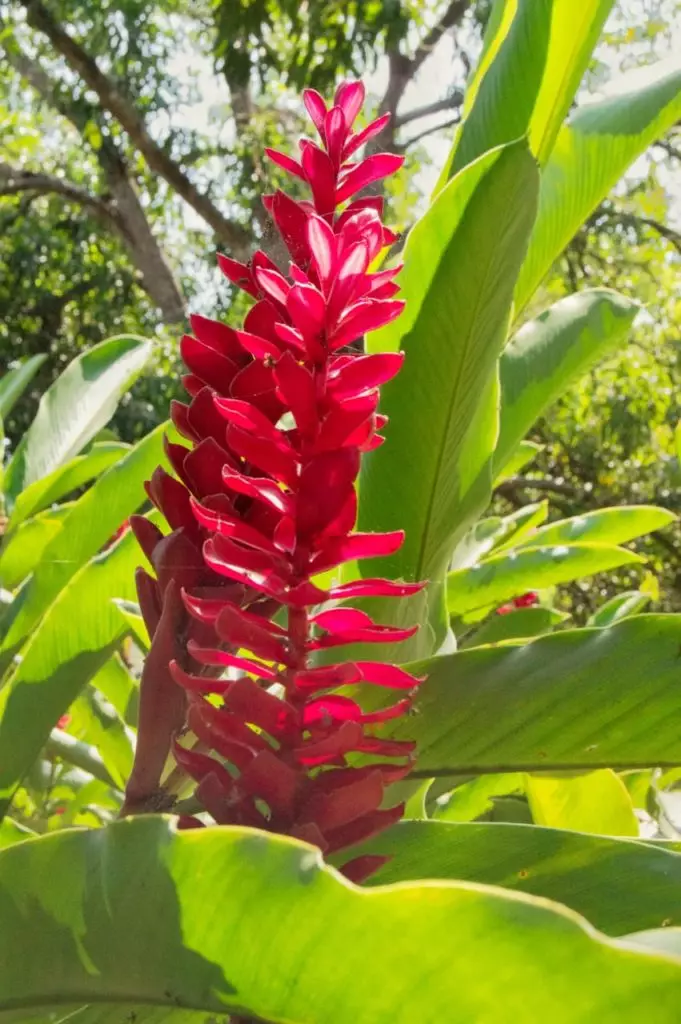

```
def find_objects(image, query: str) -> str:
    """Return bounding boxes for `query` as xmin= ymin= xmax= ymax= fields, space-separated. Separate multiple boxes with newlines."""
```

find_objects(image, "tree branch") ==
xmin=411 ymin=0 xmax=471 ymax=75
xmin=21 ymin=0 xmax=251 ymax=259
xmin=399 ymin=114 xmax=462 ymax=150
xmin=394 ymin=92 xmax=464 ymax=128
xmin=495 ymin=475 xmax=579 ymax=498
xmin=370 ymin=1 xmax=470 ymax=153
xmin=1 ymin=27 xmax=185 ymax=323
xmin=0 ymin=162 xmax=123 ymax=232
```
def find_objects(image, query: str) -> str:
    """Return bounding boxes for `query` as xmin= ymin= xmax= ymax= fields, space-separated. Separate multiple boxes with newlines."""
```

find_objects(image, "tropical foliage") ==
xmin=2 ymin=1 xmax=681 ymax=1021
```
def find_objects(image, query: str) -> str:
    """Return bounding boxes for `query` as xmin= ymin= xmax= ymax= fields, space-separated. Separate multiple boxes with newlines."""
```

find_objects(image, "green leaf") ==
xmin=360 ymin=141 xmax=539 ymax=586
xmin=347 ymin=820 xmax=681 ymax=936
xmin=90 ymin=651 xmax=138 ymax=723
xmin=446 ymin=542 xmax=644 ymax=619
xmin=0 ymin=423 xmax=165 ymax=668
xmin=516 ymin=505 xmax=675 ymax=550
xmin=587 ymin=591 xmax=651 ymax=627
xmin=451 ymin=503 xmax=547 ymax=570
xmin=0 ymin=818 xmax=33 ymax=850
xmin=493 ymin=439 xmax=544 ymax=484
xmin=525 ymin=769 xmax=639 ymax=836
xmin=3 ymin=335 xmax=151 ymax=504
xmin=67 ymin=684 xmax=134 ymax=790
xmin=112 ymin=598 xmax=150 ymax=653
xmin=461 ymin=605 xmax=567 ymax=647
xmin=624 ymin=929 xmax=681 ymax=958
xmin=432 ymin=774 xmax=525 ymax=821
xmin=384 ymin=616 xmax=681 ymax=776
xmin=489 ymin=500 xmax=549 ymax=553
xmin=6 ymin=441 xmax=129 ymax=531
xmin=515 ymin=57 xmax=681 ymax=314
xmin=44 ymin=729 xmax=117 ymax=789
xmin=444 ymin=0 xmax=615 ymax=178
xmin=495 ymin=290 xmax=637 ymax=474
xmin=0 ymin=355 xmax=46 ymax=420
xmin=0 ymin=505 xmax=72 ymax=590
xmin=3 ymin=818 xmax=681 ymax=1022
xmin=0 ymin=525 xmax=145 ymax=819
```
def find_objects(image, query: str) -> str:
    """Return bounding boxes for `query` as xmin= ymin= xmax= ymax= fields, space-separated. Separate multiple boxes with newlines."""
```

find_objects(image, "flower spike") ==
xmin=124 ymin=80 xmax=423 ymax=881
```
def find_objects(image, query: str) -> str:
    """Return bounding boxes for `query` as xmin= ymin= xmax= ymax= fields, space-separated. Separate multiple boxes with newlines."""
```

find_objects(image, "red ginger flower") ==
xmin=123 ymin=80 xmax=423 ymax=882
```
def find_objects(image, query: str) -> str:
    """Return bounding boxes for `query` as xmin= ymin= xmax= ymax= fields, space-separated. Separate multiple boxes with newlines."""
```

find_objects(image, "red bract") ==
xmin=497 ymin=591 xmax=540 ymax=615
xmin=123 ymin=79 xmax=422 ymax=882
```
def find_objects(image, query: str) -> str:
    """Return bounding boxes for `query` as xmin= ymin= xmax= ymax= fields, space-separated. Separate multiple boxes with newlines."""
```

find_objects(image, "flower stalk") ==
xmin=123 ymin=80 xmax=423 ymax=881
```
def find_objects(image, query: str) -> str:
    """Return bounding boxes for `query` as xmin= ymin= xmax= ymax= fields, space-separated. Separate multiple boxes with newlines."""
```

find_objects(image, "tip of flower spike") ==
xmin=334 ymin=80 xmax=366 ymax=128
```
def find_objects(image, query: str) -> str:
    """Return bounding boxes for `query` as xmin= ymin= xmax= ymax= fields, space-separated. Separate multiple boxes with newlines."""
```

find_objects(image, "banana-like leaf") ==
xmin=383 ymin=616 xmax=681 ymax=776
xmin=0 ymin=505 xmax=72 ymax=590
xmin=44 ymin=729 xmax=117 ymax=789
xmin=489 ymin=500 xmax=549 ymax=553
xmin=3 ymin=336 xmax=151 ymax=504
xmin=447 ymin=542 xmax=644 ymax=619
xmin=2 ymin=819 xmax=681 ymax=1023
xmin=347 ymin=820 xmax=681 ymax=936
xmin=517 ymin=505 xmax=675 ymax=550
xmin=493 ymin=439 xmax=543 ymax=484
xmin=67 ymin=685 xmax=134 ymax=791
xmin=495 ymin=289 xmax=637 ymax=474
xmin=360 ymin=142 xmax=539 ymax=588
xmin=587 ymin=591 xmax=651 ymax=627
xmin=6 ymin=441 xmax=129 ymax=531
xmin=0 ymin=354 xmax=46 ymax=420
xmin=0 ymin=817 xmax=33 ymax=850
xmin=0 ymin=423 xmax=165 ymax=669
xmin=515 ymin=57 xmax=681 ymax=314
xmin=90 ymin=651 xmax=138 ymax=724
xmin=525 ymin=769 xmax=639 ymax=836
xmin=444 ymin=0 xmax=614 ymax=178
xmin=461 ymin=605 xmax=567 ymax=647
xmin=0 ymin=526 xmax=145 ymax=820
xmin=432 ymin=774 xmax=525 ymax=821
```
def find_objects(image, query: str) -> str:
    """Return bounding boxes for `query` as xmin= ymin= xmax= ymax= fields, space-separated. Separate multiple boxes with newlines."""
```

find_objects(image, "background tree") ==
xmin=1 ymin=0 xmax=680 ymax=607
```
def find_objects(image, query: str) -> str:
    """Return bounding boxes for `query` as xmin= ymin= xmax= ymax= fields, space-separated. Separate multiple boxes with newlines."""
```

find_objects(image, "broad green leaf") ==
xmin=44 ymin=729 xmax=117 ymax=789
xmin=515 ymin=57 xmax=681 ymax=314
xmin=6 ymin=441 xmax=129 ymax=531
xmin=3 ymin=336 xmax=151 ymax=503
xmin=384 ymin=616 xmax=681 ymax=776
xmin=67 ymin=684 xmax=134 ymax=790
xmin=2 ymin=819 xmax=681 ymax=1022
xmin=451 ymin=503 xmax=547 ymax=570
xmin=447 ymin=542 xmax=644 ymax=618
xmin=493 ymin=439 xmax=543 ymax=484
xmin=489 ymin=500 xmax=549 ymax=553
xmin=0 ymin=526 xmax=145 ymax=820
xmin=587 ymin=591 xmax=651 ymax=627
xmin=445 ymin=0 xmax=614 ymax=178
xmin=461 ymin=605 xmax=567 ymax=647
xmin=495 ymin=290 xmax=637 ymax=474
xmin=0 ymin=423 xmax=165 ymax=668
xmin=348 ymin=820 xmax=681 ymax=935
xmin=90 ymin=651 xmax=138 ymax=723
xmin=516 ymin=505 xmax=675 ymax=550
xmin=112 ymin=598 xmax=150 ymax=653
xmin=0 ymin=818 xmax=33 ymax=850
xmin=525 ymin=770 xmax=639 ymax=836
xmin=450 ymin=516 xmax=505 ymax=571
xmin=432 ymin=774 xmax=524 ymax=821
xmin=625 ymin=929 xmax=681 ymax=958
xmin=360 ymin=142 xmax=539 ymax=586
xmin=0 ymin=355 xmax=46 ymax=421
xmin=0 ymin=505 xmax=72 ymax=590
